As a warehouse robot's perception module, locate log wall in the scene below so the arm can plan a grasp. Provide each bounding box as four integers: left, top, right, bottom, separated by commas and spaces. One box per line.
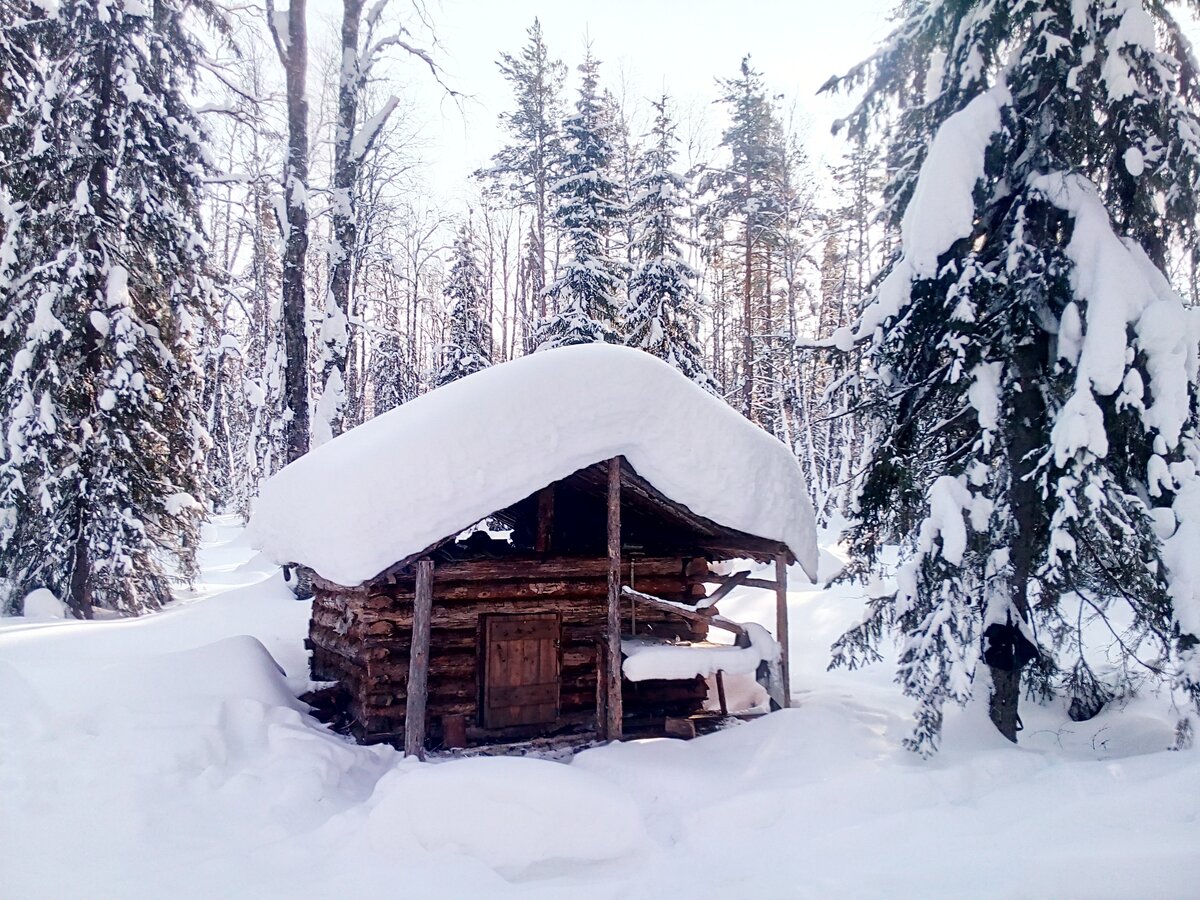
309, 555, 711, 746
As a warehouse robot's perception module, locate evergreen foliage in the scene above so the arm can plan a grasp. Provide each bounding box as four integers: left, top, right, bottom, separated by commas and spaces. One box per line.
534, 49, 626, 351
437, 225, 493, 386
824, 0, 1200, 752
702, 56, 790, 423
482, 18, 566, 310
0, 0, 214, 617
625, 95, 717, 392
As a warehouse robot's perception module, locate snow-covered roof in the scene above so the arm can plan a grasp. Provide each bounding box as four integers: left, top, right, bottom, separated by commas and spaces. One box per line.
247, 344, 818, 586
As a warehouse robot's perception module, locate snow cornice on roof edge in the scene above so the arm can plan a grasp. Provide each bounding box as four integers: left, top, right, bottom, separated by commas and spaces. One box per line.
246, 344, 818, 586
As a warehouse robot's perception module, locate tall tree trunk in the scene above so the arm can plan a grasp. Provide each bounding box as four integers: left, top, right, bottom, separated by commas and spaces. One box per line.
991, 337, 1044, 741
741, 222, 754, 416
267, 0, 310, 464
314, 0, 365, 445
68, 37, 117, 619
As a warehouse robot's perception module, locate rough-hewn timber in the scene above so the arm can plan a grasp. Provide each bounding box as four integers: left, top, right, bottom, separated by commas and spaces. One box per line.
309, 553, 710, 748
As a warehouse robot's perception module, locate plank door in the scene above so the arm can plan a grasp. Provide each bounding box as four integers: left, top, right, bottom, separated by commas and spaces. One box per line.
481, 613, 561, 729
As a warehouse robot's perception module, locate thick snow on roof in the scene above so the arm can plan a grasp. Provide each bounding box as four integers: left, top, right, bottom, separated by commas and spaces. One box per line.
247, 344, 818, 586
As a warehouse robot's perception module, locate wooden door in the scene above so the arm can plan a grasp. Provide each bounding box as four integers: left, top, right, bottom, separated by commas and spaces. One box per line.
482, 613, 561, 729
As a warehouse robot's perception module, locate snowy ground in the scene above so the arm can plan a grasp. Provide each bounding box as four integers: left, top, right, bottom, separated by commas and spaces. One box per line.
2, 519, 1198, 899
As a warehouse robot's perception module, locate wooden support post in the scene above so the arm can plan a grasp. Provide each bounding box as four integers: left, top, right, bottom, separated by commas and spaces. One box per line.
605, 456, 623, 740
404, 558, 434, 758
715, 670, 729, 716
535, 485, 555, 553
775, 554, 791, 709
594, 639, 607, 734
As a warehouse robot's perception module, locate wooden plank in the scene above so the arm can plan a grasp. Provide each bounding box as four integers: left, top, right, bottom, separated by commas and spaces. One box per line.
489, 617, 559, 641
403, 558, 434, 758
594, 639, 608, 734
697, 572, 779, 591
622, 586, 746, 638
776, 554, 791, 709
488, 683, 558, 706
696, 570, 752, 609
482, 613, 561, 729
605, 456, 623, 740
535, 485, 555, 553
664, 717, 697, 740
401, 556, 686, 584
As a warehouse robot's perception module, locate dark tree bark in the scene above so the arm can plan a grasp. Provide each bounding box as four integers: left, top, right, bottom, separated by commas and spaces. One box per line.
990, 336, 1046, 741
266, 0, 310, 464
988, 668, 1022, 741
69, 38, 116, 620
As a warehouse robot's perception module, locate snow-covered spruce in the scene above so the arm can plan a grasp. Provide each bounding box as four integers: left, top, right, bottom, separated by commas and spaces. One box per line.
823, 0, 1200, 752
479, 18, 567, 318
436, 225, 493, 387
0, 0, 213, 616
701, 56, 791, 425
533, 48, 626, 350
624, 94, 719, 394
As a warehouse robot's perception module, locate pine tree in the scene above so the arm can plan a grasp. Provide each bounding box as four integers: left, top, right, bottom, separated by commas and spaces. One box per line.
702, 56, 789, 424
0, 0, 214, 617
625, 95, 717, 392
368, 328, 410, 416
824, 0, 1200, 752
480, 18, 566, 320
437, 225, 492, 386
533, 48, 626, 351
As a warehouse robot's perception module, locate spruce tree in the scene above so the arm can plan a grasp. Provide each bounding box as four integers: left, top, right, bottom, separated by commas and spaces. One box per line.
369, 328, 409, 416
625, 95, 717, 392
0, 0, 213, 617
437, 225, 493, 386
480, 18, 566, 318
533, 48, 626, 351
702, 56, 789, 423
824, 0, 1200, 751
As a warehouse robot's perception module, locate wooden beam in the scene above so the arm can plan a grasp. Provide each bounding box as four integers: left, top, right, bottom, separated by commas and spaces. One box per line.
404, 557, 434, 758
535, 484, 555, 553
697, 572, 779, 591
622, 586, 746, 639
775, 554, 790, 709
696, 570, 752, 609
605, 456, 623, 740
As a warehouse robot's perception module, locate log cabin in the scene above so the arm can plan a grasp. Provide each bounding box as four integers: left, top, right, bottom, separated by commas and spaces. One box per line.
248, 344, 818, 755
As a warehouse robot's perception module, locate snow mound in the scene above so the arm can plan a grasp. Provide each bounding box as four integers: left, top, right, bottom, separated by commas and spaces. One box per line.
84, 635, 302, 712
366, 756, 648, 873
622, 623, 779, 682
22, 587, 66, 618
248, 344, 818, 585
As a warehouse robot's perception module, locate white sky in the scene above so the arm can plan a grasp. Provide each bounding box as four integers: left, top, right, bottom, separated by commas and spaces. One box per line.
299, 1, 1200, 215
310, 0, 895, 209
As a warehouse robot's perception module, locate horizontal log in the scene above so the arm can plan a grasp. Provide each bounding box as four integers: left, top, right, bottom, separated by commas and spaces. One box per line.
694, 572, 779, 591
425, 556, 687, 583
350, 576, 690, 607
318, 557, 693, 595
623, 587, 746, 638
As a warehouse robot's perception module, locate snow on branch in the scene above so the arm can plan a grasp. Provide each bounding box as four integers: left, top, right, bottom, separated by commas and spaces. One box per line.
350, 95, 399, 162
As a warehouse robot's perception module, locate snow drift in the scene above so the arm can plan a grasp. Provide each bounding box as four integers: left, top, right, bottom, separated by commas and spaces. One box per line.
248, 344, 818, 585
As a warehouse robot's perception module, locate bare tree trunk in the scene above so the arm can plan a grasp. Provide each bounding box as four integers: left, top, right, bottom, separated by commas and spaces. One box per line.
315, 0, 366, 444
741, 221, 754, 417
267, 0, 311, 464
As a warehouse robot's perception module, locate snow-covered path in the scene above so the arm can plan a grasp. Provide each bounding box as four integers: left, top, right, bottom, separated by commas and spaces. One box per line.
2, 520, 1197, 899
